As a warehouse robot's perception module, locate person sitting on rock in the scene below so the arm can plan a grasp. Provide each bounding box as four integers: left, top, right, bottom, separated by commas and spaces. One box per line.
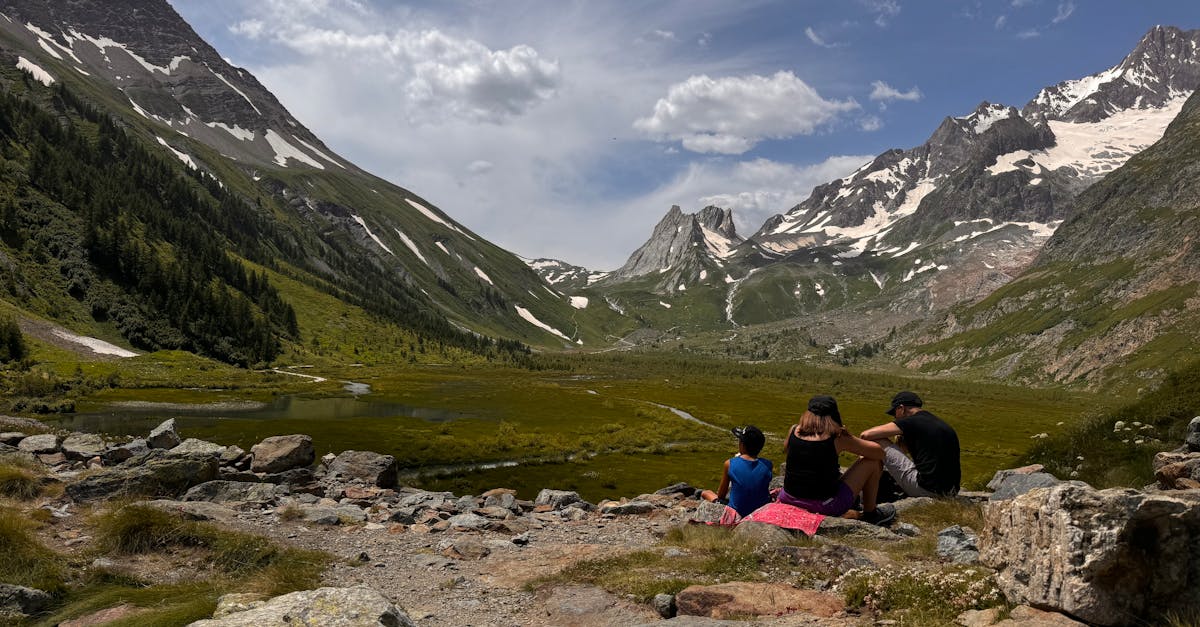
700, 425, 773, 521
777, 395, 895, 526
861, 391, 961, 498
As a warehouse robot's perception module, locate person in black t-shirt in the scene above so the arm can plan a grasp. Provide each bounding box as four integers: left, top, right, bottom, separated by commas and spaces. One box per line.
860, 391, 961, 498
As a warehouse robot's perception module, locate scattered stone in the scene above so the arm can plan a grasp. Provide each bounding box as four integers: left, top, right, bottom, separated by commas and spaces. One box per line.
892, 496, 935, 513
561, 506, 590, 522
691, 500, 726, 524
987, 464, 1045, 491
534, 489, 589, 510
61, 433, 106, 460
481, 487, 516, 498
511, 531, 530, 546
0, 432, 26, 446
539, 584, 657, 625
398, 490, 453, 510
652, 593, 676, 618
600, 500, 655, 515
674, 582, 844, 619
981, 481, 1200, 626
249, 434, 314, 474
0, 583, 51, 618
732, 521, 795, 547
446, 513, 490, 531
441, 537, 490, 560
483, 491, 520, 514
143, 499, 238, 523
260, 467, 314, 486
1186, 416, 1200, 452
17, 433, 60, 454
474, 506, 513, 520
937, 525, 980, 564
37, 452, 66, 466
892, 522, 922, 537
186, 585, 416, 626
1152, 451, 1200, 490
65, 451, 219, 501
325, 450, 398, 488
170, 438, 227, 457
771, 543, 878, 571
219, 445, 246, 466
182, 480, 288, 505
817, 516, 902, 541
988, 471, 1060, 501
104, 438, 149, 464
654, 482, 696, 497
147, 419, 181, 450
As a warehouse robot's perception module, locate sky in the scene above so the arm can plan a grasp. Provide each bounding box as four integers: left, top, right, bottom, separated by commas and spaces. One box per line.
167, 1, 1200, 270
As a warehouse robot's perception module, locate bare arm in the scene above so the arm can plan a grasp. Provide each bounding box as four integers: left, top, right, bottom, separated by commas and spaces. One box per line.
715, 458, 732, 501
860, 422, 903, 441
835, 429, 885, 460
782, 424, 796, 454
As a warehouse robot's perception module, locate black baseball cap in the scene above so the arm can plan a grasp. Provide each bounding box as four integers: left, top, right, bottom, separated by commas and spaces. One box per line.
887, 391, 923, 416
807, 395, 843, 426
731, 425, 765, 456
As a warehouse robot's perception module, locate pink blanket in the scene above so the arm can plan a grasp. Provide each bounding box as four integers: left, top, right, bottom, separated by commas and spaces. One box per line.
741, 502, 826, 536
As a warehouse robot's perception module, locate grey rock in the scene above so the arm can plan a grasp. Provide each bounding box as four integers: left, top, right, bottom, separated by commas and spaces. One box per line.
61, 433, 107, 460
182, 480, 288, 504
733, 521, 795, 547
892, 496, 936, 513
691, 500, 726, 524
445, 513, 490, 530
455, 495, 478, 512
653, 593, 676, 619
0, 583, 51, 617
218, 468, 261, 482
325, 450, 398, 488
65, 450, 219, 501
440, 537, 490, 560
0, 432, 26, 446
771, 543, 878, 571
387, 506, 419, 524
186, 585, 415, 626
249, 434, 314, 474
1187, 416, 1200, 452
535, 488, 586, 510
260, 467, 314, 486
981, 481, 1200, 626
483, 492, 520, 513
144, 499, 238, 523
892, 522, 922, 537
987, 464, 1047, 491
147, 418, 181, 450
511, 532, 530, 546
105, 438, 149, 464
17, 433, 60, 454
561, 506, 590, 522
600, 500, 655, 515
817, 516, 903, 541
989, 472, 1061, 501
170, 438, 227, 457
298, 504, 366, 525
220, 445, 246, 466
654, 482, 696, 497
937, 525, 980, 564
397, 490, 453, 510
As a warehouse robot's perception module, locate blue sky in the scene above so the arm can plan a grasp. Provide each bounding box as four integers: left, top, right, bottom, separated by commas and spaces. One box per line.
168, 0, 1200, 269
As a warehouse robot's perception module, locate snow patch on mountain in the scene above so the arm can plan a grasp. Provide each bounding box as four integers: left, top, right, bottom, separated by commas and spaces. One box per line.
570, 296, 589, 309
700, 224, 738, 258
474, 266, 494, 285
515, 306, 572, 342
350, 215, 393, 255
208, 67, 262, 115
659, 301, 671, 308
988, 95, 1187, 180
155, 136, 195, 169
206, 121, 256, 142
405, 198, 472, 239
50, 329, 137, 358
264, 130, 324, 169
958, 103, 1016, 134
391, 228, 427, 265
434, 241, 451, 256
16, 56, 53, 85
294, 136, 345, 168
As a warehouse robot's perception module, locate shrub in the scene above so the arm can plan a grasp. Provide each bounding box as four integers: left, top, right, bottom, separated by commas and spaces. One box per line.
0, 315, 25, 364
0, 507, 65, 592
0, 463, 42, 499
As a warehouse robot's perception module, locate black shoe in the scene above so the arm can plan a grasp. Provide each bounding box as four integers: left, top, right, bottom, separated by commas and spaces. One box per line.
859, 503, 896, 527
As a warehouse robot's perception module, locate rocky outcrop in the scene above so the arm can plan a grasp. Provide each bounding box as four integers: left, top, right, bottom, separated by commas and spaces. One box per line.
61, 433, 106, 460
0, 583, 51, 620
186, 586, 416, 626
324, 450, 398, 488
1153, 450, 1200, 490
66, 450, 219, 501
182, 480, 288, 505
674, 582, 843, 620
250, 435, 314, 474
17, 433, 60, 454
981, 481, 1200, 626
147, 419, 182, 450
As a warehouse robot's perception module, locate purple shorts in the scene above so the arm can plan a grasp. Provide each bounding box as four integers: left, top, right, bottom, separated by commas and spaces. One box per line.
777, 482, 855, 516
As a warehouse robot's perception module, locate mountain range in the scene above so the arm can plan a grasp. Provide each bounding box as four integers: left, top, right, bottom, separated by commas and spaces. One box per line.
0, 1, 1197, 388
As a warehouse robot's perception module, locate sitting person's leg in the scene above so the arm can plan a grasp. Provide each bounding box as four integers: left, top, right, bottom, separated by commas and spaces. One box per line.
840, 458, 895, 526
879, 440, 936, 498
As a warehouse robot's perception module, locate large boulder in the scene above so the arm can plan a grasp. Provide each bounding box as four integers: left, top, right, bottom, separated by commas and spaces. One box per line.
182, 480, 288, 505
325, 450, 397, 488
250, 435, 314, 474
65, 451, 219, 501
17, 433, 60, 454
104, 438, 149, 464
186, 585, 415, 626
674, 582, 843, 619
981, 481, 1200, 626
147, 419, 181, 450
1186, 416, 1200, 452
1153, 451, 1200, 490
61, 433, 107, 460
0, 583, 51, 618
535, 489, 590, 511
170, 438, 227, 458
988, 472, 1061, 501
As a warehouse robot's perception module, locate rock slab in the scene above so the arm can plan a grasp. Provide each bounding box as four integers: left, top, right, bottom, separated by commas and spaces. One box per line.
186, 585, 415, 626
326, 450, 398, 488
981, 481, 1200, 626
250, 434, 314, 474
674, 582, 843, 619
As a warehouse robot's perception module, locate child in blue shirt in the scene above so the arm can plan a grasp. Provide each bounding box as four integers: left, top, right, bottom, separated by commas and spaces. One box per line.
701, 425, 773, 518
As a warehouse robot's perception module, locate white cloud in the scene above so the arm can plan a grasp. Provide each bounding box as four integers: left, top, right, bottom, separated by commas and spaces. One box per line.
859, 115, 883, 131
652, 29, 677, 41
232, 21, 561, 124
697, 32, 712, 47
1011, 0, 1035, 7
863, 0, 901, 27
466, 160, 494, 174
631, 156, 874, 238
1051, 1, 1075, 25
869, 80, 922, 102
1017, 28, 1040, 39
634, 71, 859, 154
994, 15, 1008, 29
805, 27, 839, 49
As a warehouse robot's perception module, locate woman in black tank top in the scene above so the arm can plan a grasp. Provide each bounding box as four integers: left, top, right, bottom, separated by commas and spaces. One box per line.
777, 396, 896, 526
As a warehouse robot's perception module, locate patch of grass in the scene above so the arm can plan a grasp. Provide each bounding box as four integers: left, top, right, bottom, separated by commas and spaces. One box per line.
0, 507, 66, 593
886, 500, 985, 560
0, 463, 43, 499
32, 581, 220, 627
836, 564, 1003, 624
